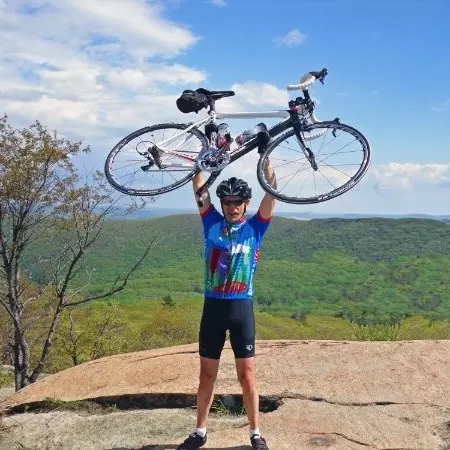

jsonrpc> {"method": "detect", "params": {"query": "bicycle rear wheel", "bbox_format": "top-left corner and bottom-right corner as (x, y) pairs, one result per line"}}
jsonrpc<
(105, 123), (207, 196)
(257, 121), (370, 204)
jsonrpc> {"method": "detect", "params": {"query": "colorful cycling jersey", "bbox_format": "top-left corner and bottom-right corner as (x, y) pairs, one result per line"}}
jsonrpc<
(200, 205), (272, 300)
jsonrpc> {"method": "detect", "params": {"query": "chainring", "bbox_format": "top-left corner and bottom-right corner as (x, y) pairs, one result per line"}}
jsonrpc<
(196, 147), (230, 173)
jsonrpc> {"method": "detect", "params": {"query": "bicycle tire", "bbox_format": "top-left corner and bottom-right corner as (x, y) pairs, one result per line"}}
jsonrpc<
(257, 121), (371, 204)
(105, 123), (207, 196)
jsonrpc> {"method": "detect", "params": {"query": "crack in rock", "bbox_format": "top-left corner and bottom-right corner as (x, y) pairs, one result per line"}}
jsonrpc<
(87, 350), (199, 366)
(305, 431), (372, 447)
(277, 392), (450, 410)
(4, 394), (282, 415)
(4, 392), (449, 418)
(304, 430), (442, 450)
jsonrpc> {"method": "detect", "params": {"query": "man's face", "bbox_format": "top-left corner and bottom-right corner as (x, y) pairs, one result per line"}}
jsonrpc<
(221, 195), (249, 223)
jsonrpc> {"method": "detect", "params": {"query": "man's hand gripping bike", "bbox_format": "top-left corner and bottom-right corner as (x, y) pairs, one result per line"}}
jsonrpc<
(104, 69), (371, 205)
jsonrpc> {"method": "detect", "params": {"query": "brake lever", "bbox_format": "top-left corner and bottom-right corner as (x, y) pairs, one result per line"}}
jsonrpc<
(313, 68), (328, 84)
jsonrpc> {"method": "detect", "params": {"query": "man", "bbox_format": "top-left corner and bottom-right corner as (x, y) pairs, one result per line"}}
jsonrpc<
(177, 158), (276, 450)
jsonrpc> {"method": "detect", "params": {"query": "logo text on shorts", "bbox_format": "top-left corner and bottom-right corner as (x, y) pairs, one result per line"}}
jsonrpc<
(246, 344), (253, 351)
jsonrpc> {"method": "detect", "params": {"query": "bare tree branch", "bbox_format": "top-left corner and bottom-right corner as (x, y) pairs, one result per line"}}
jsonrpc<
(65, 240), (155, 307)
(0, 295), (13, 318)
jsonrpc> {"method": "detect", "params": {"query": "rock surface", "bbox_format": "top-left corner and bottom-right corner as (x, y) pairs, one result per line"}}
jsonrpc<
(0, 340), (449, 449)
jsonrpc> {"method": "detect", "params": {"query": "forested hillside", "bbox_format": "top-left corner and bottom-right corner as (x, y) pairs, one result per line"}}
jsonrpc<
(23, 215), (450, 324)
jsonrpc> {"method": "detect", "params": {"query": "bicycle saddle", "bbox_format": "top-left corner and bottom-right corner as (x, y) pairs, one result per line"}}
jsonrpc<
(196, 88), (235, 100)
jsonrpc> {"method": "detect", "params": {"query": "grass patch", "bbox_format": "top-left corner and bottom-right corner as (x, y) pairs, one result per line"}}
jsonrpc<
(350, 324), (401, 341)
(0, 371), (13, 389)
(210, 396), (245, 416)
(34, 397), (118, 414)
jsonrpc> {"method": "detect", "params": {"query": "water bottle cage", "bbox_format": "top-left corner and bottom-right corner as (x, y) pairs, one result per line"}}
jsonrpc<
(256, 130), (271, 154)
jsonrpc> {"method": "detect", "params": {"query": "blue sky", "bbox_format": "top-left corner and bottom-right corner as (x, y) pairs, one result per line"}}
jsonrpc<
(1, 0), (449, 214)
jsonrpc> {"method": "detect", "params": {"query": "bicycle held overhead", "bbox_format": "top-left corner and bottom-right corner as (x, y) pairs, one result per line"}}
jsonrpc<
(104, 68), (371, 205)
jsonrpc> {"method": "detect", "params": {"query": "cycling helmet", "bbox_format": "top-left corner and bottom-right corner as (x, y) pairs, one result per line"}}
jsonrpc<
(216, 177), (252, 200)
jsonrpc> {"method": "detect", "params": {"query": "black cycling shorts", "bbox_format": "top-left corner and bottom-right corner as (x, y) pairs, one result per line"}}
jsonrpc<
(199, 297), (255, 359)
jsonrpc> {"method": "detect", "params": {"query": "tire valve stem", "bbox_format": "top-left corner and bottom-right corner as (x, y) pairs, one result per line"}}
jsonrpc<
(332, 118), (341, 137)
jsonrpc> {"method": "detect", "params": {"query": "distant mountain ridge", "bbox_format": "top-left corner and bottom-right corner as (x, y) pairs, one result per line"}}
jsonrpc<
(118, 207), (450, 222)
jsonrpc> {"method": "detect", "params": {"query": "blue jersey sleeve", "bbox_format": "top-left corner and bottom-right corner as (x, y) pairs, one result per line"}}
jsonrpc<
(247, 210), (272, 241)
(200, 204), (223, 237)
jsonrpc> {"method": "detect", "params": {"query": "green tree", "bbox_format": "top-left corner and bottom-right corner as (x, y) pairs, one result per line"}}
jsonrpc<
(161, 294), (176, 307)
(290, 309), (309, 324)
(139, 306), (198, 349)
(56, 302), (131, 367)
(0, 116), (153, 390)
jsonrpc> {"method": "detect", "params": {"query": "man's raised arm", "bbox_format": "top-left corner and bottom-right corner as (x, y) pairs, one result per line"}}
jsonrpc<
(258, 158), (277, 220)
(193, 171), (212, 215)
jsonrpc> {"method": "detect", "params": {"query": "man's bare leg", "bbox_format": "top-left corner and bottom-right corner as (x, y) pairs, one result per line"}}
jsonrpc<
(196, 356), (220, 428)
(235, 357), (259, 430)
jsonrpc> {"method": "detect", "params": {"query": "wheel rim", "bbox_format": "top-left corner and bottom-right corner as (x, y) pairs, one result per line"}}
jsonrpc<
(106, 125), (206, 195)
(259, 122), (370, 204)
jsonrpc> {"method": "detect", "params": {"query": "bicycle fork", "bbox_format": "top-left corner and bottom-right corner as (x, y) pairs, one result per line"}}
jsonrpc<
(293, 123), (318, 171)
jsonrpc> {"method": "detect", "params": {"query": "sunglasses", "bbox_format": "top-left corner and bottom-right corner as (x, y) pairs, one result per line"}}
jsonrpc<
(221, 199), (245, 207)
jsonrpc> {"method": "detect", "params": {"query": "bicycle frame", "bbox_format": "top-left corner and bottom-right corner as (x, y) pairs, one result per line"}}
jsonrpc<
(150, 105), (327, 204)
(154, 106), (321, 168)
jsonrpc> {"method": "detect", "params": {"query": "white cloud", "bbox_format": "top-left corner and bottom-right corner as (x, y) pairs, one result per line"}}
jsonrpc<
(0, 0), (292, 145)
(8, 95), (99, 125)
(0, 0), (200, 61)
(273, 29), (306, 47)
(0, 0), (206, 139)
(209, 0), (227, 6)
(370, 163), (450, 190)
(106, 65), (207, 91)
(69, 0), (200, 58)
(221, 82), (288, 111)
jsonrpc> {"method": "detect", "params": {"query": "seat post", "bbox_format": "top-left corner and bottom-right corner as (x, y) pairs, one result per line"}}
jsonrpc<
(208, 98), (216, 113)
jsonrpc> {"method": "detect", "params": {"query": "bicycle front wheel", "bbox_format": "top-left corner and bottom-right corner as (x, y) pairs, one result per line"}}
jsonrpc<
(257, 121), (371, 204)
(105, 123), (207, 196)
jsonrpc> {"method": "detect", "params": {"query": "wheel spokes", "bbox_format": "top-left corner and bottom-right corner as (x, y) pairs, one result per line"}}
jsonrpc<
(106, 125), (205, 194)
(262, 124), (369, 202)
